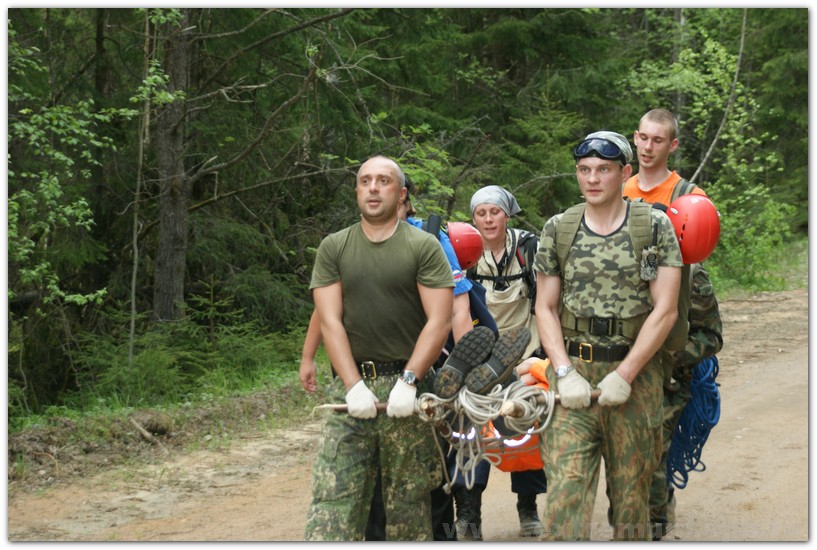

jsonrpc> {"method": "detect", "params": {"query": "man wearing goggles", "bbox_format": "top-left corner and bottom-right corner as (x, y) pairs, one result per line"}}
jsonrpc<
(533, 131), (682, 540)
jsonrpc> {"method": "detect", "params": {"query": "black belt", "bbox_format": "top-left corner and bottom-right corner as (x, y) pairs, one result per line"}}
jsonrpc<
(580, 316), (625, 337)
(354, 360), (407, 379)
(567, 340), (629, 363)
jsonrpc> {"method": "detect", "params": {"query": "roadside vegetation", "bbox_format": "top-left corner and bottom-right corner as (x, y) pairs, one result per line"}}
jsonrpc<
(7, 237), (807, 495)
(7, 8), (807, 493)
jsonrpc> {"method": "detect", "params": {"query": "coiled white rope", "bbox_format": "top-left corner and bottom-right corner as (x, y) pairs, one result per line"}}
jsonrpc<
(416, 380), (557, 491)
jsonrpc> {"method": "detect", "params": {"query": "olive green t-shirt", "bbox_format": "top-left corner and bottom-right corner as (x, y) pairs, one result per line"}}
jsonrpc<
(310, 221), (454, 362)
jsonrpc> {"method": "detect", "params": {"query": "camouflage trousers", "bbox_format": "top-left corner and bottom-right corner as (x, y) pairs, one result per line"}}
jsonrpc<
(649, 350), (693, 534)
(542, 356), (663, 541)
(304, 374), (442, 541)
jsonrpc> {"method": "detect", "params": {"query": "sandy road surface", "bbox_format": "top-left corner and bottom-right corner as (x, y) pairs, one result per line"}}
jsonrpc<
(7, 287), (809, 541)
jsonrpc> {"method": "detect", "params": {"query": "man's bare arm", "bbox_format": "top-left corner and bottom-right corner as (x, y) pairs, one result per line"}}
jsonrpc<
(405, 284), (454, 380)
(615, 265), (681, 383)
(299, 309), (323, 392)
(535, 273), (570, 368)
(313, 282), (360, 390)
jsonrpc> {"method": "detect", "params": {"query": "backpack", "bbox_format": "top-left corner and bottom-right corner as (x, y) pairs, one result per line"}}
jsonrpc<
(661, 177), (699, 350)
(423, 215), (499, 340)
(555, 186), (695, 352)
(466, 228), (539, 314)
(671, 178), (698, 204)
(554, 201), (660, 344)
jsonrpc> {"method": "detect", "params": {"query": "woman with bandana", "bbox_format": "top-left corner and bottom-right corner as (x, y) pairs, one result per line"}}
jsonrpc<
(446, 185), (547, 539)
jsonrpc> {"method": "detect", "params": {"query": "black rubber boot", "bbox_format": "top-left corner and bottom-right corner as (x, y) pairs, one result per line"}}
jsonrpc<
(516, 494), (542, 537)
(453, 487), (483, 540)
(464, 326), (531, 394)
(434, 326), (496, 398)
(430, 483), (456, 541)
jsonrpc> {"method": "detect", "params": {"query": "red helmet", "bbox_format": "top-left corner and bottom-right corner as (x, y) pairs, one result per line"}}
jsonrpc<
(667, 194), (721, 264)
(447, 222), (484, 270)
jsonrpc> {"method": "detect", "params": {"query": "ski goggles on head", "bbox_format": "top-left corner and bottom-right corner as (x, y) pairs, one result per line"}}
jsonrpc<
(572, 138), (628, 166)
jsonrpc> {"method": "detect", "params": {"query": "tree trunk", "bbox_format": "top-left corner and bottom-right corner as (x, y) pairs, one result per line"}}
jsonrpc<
(152, 10), (193, 321)
(672, 7), (685, 170)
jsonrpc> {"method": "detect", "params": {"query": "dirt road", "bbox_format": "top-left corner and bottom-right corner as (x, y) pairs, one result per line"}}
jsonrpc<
(7, 287), (809, 541)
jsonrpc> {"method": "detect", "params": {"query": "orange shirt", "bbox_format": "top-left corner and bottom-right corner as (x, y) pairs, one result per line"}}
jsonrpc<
(623, 171), (707, 207)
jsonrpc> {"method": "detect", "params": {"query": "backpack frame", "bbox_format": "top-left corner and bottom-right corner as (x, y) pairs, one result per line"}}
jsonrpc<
(466, 228), (538, 314)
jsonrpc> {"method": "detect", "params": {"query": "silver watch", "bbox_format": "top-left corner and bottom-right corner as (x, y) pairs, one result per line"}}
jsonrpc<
(399, 370), (418, 387)
(555, 364), (575, 379)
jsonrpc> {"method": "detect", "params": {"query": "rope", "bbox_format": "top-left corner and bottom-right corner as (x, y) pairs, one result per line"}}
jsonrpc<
(666, 356), (721, 489)
(417, 380), (557, 490)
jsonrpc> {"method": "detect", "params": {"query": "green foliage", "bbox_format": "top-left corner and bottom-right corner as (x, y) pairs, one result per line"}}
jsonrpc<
(397, 124), (457, 215)
(8, 20), (135, 307)
(706, 183), (796, 292)
(141, 7), (183, 26)
(6, 8), (808, 422)
(222, 268), (312, 331)
(63, 294), (305, 412)
(499, 91), (586, 223)
(129, 60), (187, 106)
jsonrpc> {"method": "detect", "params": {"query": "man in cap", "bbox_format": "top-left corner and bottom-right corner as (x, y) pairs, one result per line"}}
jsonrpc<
(534, 131), (682, 540)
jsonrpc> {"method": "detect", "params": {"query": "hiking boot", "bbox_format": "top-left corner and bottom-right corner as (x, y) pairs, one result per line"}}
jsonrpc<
(649, 484), (677, 539)
(464, 326), (531, 394)
(453, 487), (483, 541)
(516, 494), (542, 537)
(434, 326), (496, 399)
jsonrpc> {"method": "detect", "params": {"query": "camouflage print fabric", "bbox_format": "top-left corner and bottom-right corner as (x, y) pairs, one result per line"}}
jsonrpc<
(672, 264), (724, 374)
(647, 376), (689, 531)
(542, 357), (663, 541)
(535, 206), (683, 347)
(534, 204), (680, 541)
(650, 263), (723, 529)
(304, 374), (442, 541)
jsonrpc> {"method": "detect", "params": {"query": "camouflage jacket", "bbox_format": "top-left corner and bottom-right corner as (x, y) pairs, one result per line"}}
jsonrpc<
(674, 263), (723, 370)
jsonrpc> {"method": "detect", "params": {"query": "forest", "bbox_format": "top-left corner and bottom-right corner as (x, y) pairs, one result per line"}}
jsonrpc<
(7, 8), (808, 426)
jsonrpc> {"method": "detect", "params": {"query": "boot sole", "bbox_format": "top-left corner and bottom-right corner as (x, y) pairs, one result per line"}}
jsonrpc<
(464, 326), (531, 394)
(433, 326), (496, 399)
(519, 522), (542, 537)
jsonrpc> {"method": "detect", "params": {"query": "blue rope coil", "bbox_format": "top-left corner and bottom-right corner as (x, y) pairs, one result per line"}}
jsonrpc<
(666, 356), (721, 489)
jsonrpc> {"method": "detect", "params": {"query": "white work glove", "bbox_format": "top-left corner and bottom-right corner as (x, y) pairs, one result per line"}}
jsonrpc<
(597, 370), (632, 407)
(557, 369), (593, 409)
(345, 380), (379, 419)
(386, 379), (417, 418)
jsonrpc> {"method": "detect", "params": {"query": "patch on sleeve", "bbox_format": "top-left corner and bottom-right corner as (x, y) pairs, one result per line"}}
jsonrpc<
(452, 270), (465, 284)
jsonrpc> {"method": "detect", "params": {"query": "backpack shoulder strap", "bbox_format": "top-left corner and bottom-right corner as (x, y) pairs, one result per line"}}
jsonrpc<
(513, 229), (537, 270)
(513, 229), (539, 309)
(671, 178), (698, 203)
(423, 214), (442, 239)
(628, 201), (656, 253)
(522, 231), (538, 283)
(555, 204), (586, 271)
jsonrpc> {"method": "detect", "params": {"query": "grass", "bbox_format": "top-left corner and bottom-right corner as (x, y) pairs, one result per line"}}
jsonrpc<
(716, 236), (808, 300)
(7, 356), (334, 494)
(780, 237), (809, 288)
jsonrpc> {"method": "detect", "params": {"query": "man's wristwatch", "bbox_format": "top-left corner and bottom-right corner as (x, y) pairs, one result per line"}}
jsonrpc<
(399, 370), (418, 387)
(555, 364), (575, 379)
